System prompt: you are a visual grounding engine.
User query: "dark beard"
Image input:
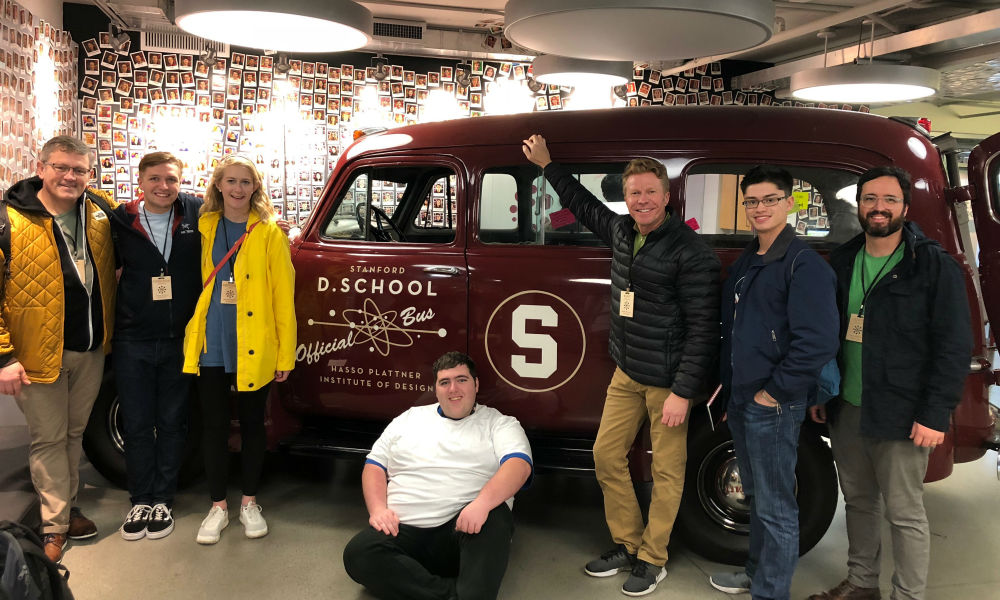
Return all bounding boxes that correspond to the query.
[859,209,905,237]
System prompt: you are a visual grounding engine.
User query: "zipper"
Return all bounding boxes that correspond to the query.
[53,209,95,348]
[82,208,93,349]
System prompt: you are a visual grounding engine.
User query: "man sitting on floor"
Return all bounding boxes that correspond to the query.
[343,351,533,600]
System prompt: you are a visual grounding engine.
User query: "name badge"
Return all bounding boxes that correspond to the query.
[620,290,635,318]
[151,275,172,301]
[221,280,238,305]
[75,259,86,284]
[845,313,864,343]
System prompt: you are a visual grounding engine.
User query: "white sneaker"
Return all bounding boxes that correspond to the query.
[239,502,268,539]
[196,506,229,545]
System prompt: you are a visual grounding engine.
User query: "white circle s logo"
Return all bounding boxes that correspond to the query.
[484,290,586,393]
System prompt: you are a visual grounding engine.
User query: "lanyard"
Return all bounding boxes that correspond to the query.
[72,207,81,258]
[858,241,902,316]
[60,205,82,260]
[204,220,258,289]
[220,218,242,281]
[141,203,174,273]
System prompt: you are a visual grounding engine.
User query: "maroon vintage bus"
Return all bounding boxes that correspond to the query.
[85,106,1000,564]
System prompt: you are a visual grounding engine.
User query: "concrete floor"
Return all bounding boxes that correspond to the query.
[39,444,998,600]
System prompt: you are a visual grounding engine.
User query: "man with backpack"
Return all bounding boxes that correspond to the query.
[711,166,839,600]
[0,136,117,563]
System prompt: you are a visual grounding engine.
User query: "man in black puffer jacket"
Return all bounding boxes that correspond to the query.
[524,134,719,597]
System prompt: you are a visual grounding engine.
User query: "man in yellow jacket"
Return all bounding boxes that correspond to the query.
[0,136,117,562]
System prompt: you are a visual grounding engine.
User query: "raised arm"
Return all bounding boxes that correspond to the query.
[522,134,552,168]
[523,133,620,244]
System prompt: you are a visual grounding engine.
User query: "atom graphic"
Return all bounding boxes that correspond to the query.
[308,297,447,357]
[342,297,416,356]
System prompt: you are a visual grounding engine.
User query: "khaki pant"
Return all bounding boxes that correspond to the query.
[593,367,689,566]
[15,349,105,534]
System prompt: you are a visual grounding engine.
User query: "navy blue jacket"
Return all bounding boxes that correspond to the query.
[720,225,839,412]
[110,193,203,341]
[827,222,972,439]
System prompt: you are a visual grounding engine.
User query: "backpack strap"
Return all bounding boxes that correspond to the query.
[785,247,807,287]
[84,188,115,216]
[0,200,10,303]
[1,521,73,599]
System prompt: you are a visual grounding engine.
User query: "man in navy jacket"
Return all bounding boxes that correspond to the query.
[712,166,839,600]
[111,152,202,541]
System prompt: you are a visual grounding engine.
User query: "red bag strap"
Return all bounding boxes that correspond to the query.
[203,221,259,289]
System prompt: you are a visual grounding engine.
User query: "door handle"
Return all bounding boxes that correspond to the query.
[422,266,462,275]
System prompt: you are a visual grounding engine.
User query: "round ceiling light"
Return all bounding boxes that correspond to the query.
[504,0,773,61]
[791,63,939,104]
[532,55,632,87]
[175,0,372,53]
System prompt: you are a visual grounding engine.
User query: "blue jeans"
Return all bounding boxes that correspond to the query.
[113,338,192,506]
[727,393,807,600]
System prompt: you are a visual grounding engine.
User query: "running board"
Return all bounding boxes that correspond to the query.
[280,422,597,475]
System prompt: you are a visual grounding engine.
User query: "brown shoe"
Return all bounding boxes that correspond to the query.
[68,506,98,540]
[807,579,881,600]
[42,533,67,563]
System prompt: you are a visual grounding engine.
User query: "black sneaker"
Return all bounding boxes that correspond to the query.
[584,544,636,577]
[622,560,666,597]
[120,504,152,541]
[146,503,174,540]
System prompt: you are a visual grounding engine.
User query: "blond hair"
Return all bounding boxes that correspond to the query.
[201,155,272,222]
[622,157,669,196]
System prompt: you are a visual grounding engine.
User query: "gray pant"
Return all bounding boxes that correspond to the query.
[829,402,932,600]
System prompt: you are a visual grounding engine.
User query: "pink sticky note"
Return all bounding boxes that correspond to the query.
[685,217,700,231]
[549,208,576,229]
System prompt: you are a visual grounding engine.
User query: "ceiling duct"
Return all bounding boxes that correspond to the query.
[373,18,426,44]
[141,29,229,56]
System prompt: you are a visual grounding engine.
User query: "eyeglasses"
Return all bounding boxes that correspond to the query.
[741,195,786,208]
[45,163,91,178]
[859,195,903,207]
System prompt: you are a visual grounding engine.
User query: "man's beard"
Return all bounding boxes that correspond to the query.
[859,208,905,237]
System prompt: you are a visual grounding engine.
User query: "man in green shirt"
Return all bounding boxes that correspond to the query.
[807,167,972,600]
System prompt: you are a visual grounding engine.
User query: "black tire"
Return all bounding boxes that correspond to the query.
[674,416,838,565]
[83,364,203,490]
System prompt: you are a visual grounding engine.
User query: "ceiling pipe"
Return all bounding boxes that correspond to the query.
[772,1,851,12]
[732,8,1000,89]
[91,0,131,29]
[659,0,911,76]
[359,0,504,17]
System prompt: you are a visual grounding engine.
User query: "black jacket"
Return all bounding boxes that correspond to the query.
[828,222,972,439]
[110,193,202,341]
[720,225,839,410]
[544,163,720,399]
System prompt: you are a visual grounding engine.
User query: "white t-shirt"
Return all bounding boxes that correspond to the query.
[366,403,533,528]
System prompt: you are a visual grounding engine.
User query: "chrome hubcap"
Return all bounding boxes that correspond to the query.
[107,396,125,453]
[697,441,750,534]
